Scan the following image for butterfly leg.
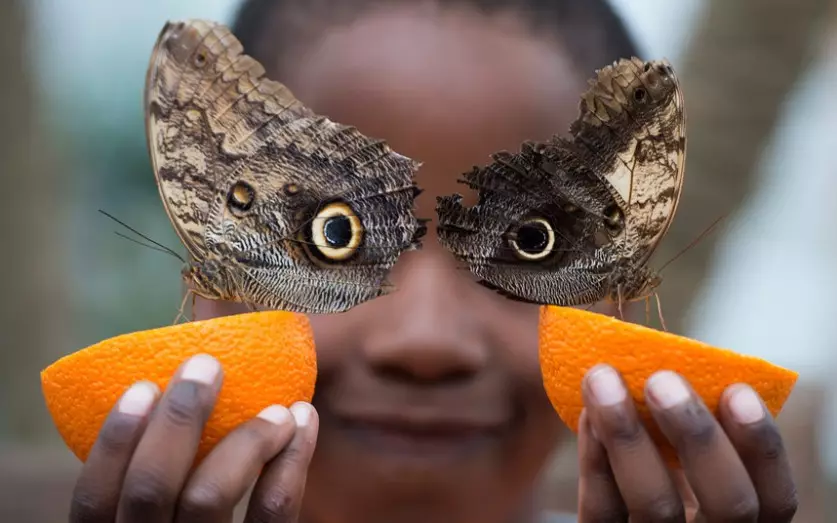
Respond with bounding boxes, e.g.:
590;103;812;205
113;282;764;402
644;295;651;326
616;285;625;321
190;292;197;322
654;292;668;332
173;289;193;325
243;300;260;313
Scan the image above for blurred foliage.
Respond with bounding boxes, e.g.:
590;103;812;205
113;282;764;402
27;0;237;350
49;71;186;347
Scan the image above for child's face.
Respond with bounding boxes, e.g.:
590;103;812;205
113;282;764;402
195;7;609;523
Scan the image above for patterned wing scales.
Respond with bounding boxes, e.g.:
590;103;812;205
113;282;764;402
145;20;425;313
568;57;686;267
437;57;686;306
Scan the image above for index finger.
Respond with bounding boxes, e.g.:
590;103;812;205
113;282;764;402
70;381;160;523
576;408;628;522
645;371;759;521
582;364;684;520
117;354;224;522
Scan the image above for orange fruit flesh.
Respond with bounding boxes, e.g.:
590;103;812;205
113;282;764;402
41;311;317;465
539;305;798;467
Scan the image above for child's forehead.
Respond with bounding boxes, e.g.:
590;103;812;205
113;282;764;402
267;4;582;98
259;5;584;202
281;10;581;143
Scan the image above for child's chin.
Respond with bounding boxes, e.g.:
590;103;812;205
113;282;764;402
306;435;520;523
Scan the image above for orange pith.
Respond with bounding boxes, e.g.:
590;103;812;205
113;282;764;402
41;311;317;465
538;305;798;467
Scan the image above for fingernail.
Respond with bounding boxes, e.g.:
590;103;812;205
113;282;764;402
728;385;765;424
118;382;159;416
647;371;690;409
257;405;292;425
587;365;626;406
290;402;312;427
180;354;220;385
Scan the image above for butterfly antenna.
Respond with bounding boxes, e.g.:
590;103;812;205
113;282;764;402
114;232;180;257
99;209;185;263
657;213;727;275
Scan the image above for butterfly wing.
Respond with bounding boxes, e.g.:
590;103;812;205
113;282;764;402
568;57;686;268
145;20;425;313
437;57;686;305
436;140;617;305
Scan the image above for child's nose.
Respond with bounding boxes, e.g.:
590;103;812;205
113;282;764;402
360;243;489;384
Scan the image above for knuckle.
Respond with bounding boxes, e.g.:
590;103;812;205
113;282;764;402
239;421;270;441
279;443;313;473
162;383;203;427
601;410;645;446
711;497;760;523
766;490;799;522
69;490;106;522
96;415;140;455
179;482;228;518
672;403;717;450
250;487;295;523
634;496;685;523
750;421;786;461
121;468;175;517
279;445;307;469
608;423;644;447
580;502;628;523
239;423;279;458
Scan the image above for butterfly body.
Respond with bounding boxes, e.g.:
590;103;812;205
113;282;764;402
145;20;425;314
437;57;685;309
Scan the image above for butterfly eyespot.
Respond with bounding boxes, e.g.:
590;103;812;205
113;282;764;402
194;49;209;68
633;87;647;103
510;217;555;261
307;202;364;261
604;204;624;234
227;181;255;212
283;183;300;196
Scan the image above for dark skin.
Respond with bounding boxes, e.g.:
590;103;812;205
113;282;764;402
70;5;798;523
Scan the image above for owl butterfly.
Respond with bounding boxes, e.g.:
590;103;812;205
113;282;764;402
436;57;686;325
145;20;426;316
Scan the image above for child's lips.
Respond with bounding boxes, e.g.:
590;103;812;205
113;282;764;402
331;409;512;458
341;410;506;433
315;375;519;461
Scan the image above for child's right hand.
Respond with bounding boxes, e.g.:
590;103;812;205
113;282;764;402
68;353;318;522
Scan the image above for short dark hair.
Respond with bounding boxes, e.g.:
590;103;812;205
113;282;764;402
230;0;640;80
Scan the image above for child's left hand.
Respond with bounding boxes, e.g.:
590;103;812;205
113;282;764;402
576;364;798;522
